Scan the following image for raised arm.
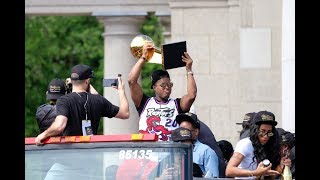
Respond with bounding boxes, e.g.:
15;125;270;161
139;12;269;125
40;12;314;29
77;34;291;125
115;75;130;119
35;115;68;145
128;42;153;107
89;84;99;95
180;52;197;112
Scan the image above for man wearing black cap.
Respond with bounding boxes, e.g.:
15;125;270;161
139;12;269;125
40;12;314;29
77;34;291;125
35;64;130;145
175;112;219;178
171;127;203;178
236;112;256;139
172;127;193;144
36;78;67;134
277;128;295;178
128;42;197;141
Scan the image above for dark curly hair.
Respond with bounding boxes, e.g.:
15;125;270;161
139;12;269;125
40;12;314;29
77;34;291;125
249;123;281;170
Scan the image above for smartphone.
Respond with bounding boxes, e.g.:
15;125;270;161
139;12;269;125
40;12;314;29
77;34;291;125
103;78;118;87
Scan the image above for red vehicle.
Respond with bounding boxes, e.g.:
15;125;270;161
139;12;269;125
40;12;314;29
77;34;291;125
25;134;193;180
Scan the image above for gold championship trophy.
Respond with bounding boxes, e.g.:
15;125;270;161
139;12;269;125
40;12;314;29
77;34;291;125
130;35;187;70
130;35;162;65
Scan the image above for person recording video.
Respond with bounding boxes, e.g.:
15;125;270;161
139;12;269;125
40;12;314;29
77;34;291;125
35;64;130;145
65;77;99;95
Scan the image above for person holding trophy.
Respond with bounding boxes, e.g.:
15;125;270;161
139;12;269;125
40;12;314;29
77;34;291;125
128;35;197;141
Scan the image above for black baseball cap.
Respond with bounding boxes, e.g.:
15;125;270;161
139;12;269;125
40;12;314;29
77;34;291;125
277;128;295;148
150;69;170;89
176;112;201;129
46;78;66;100
171;127;192;142
253;110;278;126
236;112;256;125
70;64;94;80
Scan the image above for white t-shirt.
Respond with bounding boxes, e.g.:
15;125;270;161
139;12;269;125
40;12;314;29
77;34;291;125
234;137;257;179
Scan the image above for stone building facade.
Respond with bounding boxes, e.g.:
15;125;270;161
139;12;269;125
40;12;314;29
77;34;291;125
25;0;295;146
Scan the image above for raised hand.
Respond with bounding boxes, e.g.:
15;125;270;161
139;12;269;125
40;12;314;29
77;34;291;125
182;52;193;71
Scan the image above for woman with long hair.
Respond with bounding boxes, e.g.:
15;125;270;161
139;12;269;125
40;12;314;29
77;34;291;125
226;111;291;179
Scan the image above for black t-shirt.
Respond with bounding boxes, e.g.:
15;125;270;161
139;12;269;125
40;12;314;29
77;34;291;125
56;92;119;136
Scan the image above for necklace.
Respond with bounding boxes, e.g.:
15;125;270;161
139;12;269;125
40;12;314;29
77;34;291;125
75;92;81;98
75;92;89;120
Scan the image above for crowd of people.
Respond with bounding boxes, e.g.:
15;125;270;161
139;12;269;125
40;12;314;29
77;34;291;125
33;42;295;179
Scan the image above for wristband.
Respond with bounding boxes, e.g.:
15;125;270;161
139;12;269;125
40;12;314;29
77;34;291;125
187;71;194;75
140;57;147;62
248;170;254;177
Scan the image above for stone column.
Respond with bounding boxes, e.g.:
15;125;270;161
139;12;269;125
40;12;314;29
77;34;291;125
168;0;240;145
97;16;145;134
281;0;295;133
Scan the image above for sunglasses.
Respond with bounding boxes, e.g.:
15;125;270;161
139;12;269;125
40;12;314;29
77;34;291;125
258;130;274;137
156;82;173;89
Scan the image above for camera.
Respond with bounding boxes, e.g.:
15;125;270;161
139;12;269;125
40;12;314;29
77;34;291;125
65;78;72;94
103;74;121;87
103;78;118;87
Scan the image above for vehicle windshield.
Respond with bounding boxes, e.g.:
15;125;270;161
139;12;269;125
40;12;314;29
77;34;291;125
25;142;192;180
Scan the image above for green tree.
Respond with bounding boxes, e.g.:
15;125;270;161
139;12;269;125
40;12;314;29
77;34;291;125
139;12;165;96
25;16;104;137
25;13;164;137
